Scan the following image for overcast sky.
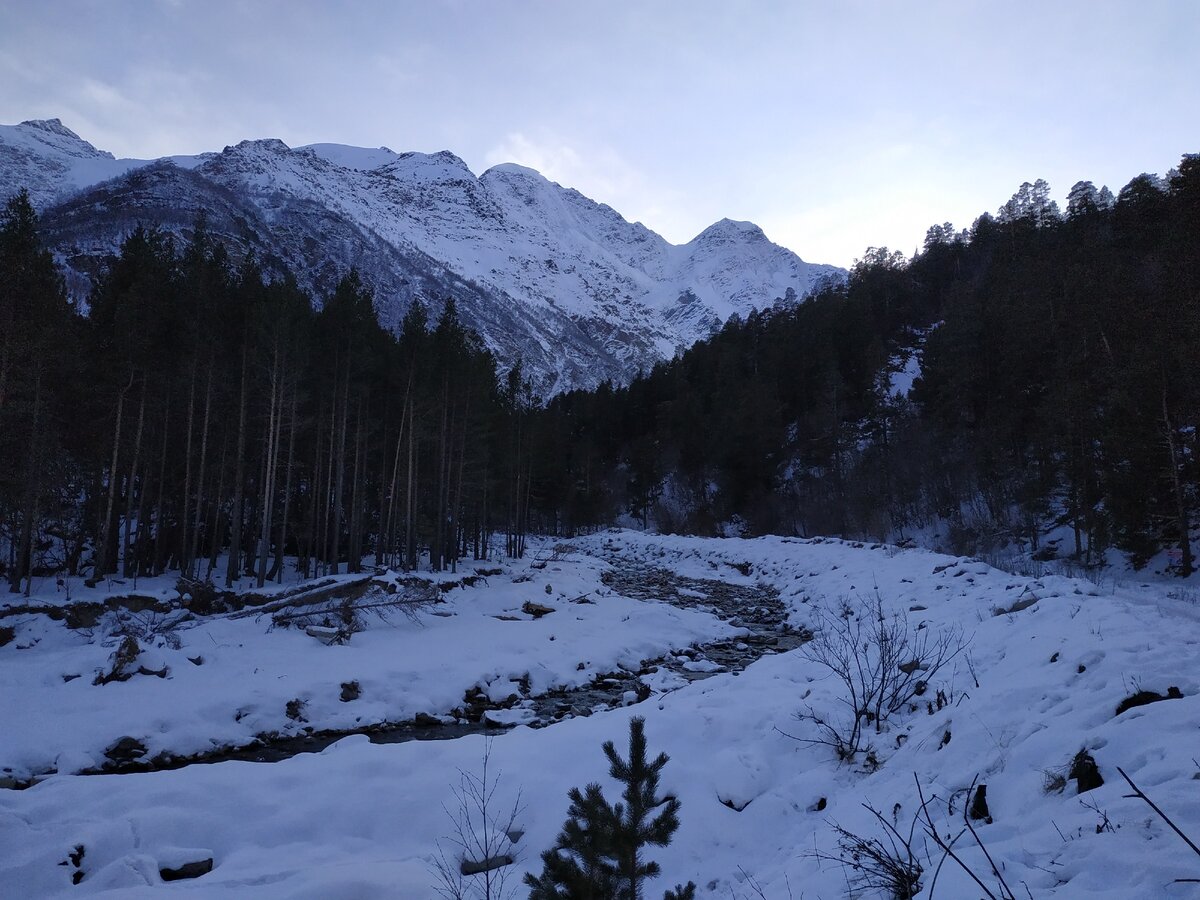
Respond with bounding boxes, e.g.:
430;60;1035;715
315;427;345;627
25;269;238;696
2;0;1197;267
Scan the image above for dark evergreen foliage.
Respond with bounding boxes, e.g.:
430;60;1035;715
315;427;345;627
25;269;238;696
1;152;1198;584
0;204;535;589
0;190;75;594
525;782;619;899
525;716;695;900
526;154;1200;572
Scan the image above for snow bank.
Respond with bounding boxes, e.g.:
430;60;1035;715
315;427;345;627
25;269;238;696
2;532;1198;898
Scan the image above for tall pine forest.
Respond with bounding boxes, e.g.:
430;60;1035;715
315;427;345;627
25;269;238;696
2;154;1199;593
0;199;535;593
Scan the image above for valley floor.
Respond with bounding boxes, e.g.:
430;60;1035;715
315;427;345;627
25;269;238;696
2;532;1199;898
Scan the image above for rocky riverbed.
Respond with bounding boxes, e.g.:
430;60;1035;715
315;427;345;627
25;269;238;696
42;557;809;781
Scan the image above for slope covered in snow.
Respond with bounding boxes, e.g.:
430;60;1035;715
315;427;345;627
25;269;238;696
2;533;1197;898
299;143;401;171
1;120;843;391
0;119;209;210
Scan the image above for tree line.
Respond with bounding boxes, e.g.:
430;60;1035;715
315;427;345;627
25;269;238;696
528;155;1200;574
3;153;1197;590
1;195;535;594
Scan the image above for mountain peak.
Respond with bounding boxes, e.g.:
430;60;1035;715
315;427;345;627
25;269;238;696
224;137;291;155
482;162;544;181
299;143;400;171
15;118;114;159
694;218;766;243
20;118;81;139
429;149;470;168
383;150;475;182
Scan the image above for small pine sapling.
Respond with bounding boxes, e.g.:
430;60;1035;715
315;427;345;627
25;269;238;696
604;716;684;899
525;716;696;900
525;783;618;899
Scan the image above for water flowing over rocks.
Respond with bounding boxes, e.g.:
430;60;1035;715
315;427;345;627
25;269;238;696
52;556;809;779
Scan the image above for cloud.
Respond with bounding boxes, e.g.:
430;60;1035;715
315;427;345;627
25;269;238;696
79;78;135;113
486;132;618;196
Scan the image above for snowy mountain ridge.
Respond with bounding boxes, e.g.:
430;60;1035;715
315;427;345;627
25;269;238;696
0;119;843;392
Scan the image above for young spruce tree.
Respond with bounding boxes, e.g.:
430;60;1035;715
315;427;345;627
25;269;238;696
526;716;696;900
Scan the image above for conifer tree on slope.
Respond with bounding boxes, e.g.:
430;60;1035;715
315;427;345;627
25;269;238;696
526;716;696;900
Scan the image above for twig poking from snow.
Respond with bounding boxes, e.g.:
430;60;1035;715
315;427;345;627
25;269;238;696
1116;766;1200;861
914;774;1012;900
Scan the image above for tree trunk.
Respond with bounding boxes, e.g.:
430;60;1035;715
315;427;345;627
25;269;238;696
97;371;134;577
448;391;470;574
225;343;249;587
122;384;146;578
383;377;414;569
328;366;349;575
257;346;282;588
434;385;449;571
347;395;364;574
150;395;170;575
180;359;198;576
1162;386;1194;576
189;366;214;579
206;438;228;580
405;400;417;570
272;381;297;583
322;392;337;574
12;368;43;593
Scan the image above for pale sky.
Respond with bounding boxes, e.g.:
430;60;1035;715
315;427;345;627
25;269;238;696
2;0;1197;267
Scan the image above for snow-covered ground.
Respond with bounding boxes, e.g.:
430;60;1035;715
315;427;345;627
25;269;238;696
3;531;1199;898
0;547;736;783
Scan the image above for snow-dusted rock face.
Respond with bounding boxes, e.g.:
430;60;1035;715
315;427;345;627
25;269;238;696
1;120;844;392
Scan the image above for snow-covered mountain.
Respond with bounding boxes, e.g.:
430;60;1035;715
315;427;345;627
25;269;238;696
1;119;843;392
0;118;208;208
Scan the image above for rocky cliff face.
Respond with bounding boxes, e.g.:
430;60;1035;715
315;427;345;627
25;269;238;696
2;119;843;392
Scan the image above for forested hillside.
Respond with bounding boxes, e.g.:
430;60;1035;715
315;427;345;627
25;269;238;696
0;197;536;594
529;157;1200;574
2;154;1198;591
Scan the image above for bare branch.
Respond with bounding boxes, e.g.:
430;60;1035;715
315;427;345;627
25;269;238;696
1117;766;1200;861
431;738;524;900
792;593;966;762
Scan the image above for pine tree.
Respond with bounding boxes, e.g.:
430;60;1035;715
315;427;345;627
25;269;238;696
0;190;73;593
525;783;618;899
525;717;695;900
604;716;682;899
